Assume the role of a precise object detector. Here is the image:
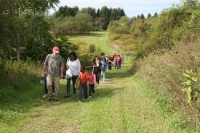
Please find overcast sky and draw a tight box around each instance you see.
[50,0,183,17]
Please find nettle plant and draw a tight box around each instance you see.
[182,69,198,103]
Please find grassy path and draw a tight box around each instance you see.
[5,32,188,133]
[18,62,179,133]
[69,32,115,54]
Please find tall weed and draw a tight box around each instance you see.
[133,38,200,129]
[0,59,41,84]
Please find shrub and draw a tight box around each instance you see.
[134,39,200,127]
[0,59,41,84]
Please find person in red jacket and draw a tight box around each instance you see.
[88,69,96,99]
[79,66,88,101]
[115,54,121,70]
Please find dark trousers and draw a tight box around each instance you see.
[116,61,121,70]
[94,72,101,84]
[66,76,78,95]
[89,84,95,96]
[79,84,88,100]
[108,64,112,70]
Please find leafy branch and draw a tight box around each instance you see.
[182,69,198,103]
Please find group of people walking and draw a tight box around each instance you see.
[42,46,124,101]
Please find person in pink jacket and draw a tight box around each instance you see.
[88,68,96,99]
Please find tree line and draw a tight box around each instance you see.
[51,5,126,35]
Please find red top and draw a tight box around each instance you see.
[79,72,88,85]
[115,56,121,62]
[88,73,95,85]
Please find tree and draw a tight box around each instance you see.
[74,13,93,33]
[154,12,158,17]
[55,6,79,17]
[96,9,100,17]
[140,13,145,20]
[80,7,96,19]
[0,0,60,60]
[100,6,111,30]
[147,13,152,19]
[183,0,200,8]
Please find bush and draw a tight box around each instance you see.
[0,59,41,84]
[134,38,200,127]
[69,39,102,66]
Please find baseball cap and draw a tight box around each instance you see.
[52,46,59,53]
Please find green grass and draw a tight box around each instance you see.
[0,32,199,133]
[70,32,115,55]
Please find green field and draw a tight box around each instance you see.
[69,32,115,55]
[0,32,198,133]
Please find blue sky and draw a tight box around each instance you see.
[50,0,182,17]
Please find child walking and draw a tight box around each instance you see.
[88,69,96,99]
[79,66,88,101]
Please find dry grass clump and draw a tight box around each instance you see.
[133,38,200,127]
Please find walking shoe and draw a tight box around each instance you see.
[42,94,47,98]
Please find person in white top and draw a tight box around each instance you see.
[65,51,81,97]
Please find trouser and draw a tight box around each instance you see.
[101,71,106,82]
[119,61,121,69]
[115,61,117,69]
[108,64,112,70]
[116,61,120,69]
[66,76,78,95]
[89,84,95,96]
[46,74,60,96]
[94,72,101,84]
[44,76,55,95]
[79,84,88,100]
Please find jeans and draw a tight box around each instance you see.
[79,84,88,100]
[66,76,78,95]
[89,84,95,96]
[116,61,120,70]
[101,71,106,82]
